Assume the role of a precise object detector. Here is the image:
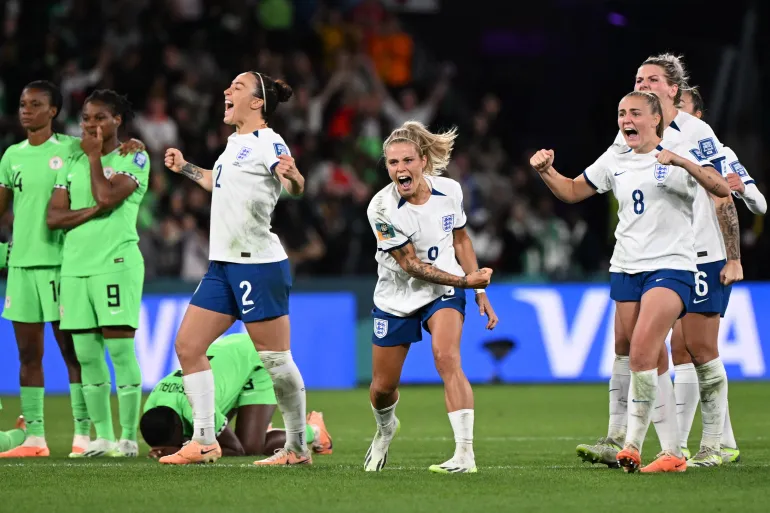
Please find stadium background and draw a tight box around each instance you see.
[1,0,769,391]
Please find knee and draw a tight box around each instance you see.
[433,348,462,378]
[175,338,198,366]
[370,379,398,402]
[670,343,692,366]
[18,344,43,368]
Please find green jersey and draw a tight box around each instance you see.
[56,148,150,277]
[143,334,267,437]
[0,134,80,267]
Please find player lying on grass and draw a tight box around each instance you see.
[140,334,332,460]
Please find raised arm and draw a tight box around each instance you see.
[165,148,213,191]
[273,155,304,196]
[46,188,102,230]
[726,173,767,215]
[389,242,491,289]
[530,149,597,204]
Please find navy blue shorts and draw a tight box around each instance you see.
[371,288,466,347]
[691,260,732,317]
[610,269,695,318]
[190,260,291,322]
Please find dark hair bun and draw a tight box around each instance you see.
[274,79,293,103]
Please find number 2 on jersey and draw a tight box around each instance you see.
[632,189,645,215]
[240,281,254,307]
[215,164,222,188]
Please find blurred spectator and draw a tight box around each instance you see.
[133,96,180,158]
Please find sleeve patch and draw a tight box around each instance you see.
[729,160,748,177]
[697,138,718,158]
[375,222,396,241]
[689,148,707,162]
[273,143,290,157]
[132,152,147,169]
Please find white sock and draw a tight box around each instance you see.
[673,363,699,449]
[695,358,728,451]
[448,409,474,460]
[626,368,657,454]
[371,399,398,437]
[721,403,738,449]
[73,434,90,450]
[183,370,216,445]
[261,351,308,453]
[607,355,630,443]
[651,370,682,457]
[22,435,46,447]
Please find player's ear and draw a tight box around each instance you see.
[114,114,122,127]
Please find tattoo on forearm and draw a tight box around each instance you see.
[391,247,466,287]
[709,182,722,195]
[717,202,741,260]
[181,163,204,181]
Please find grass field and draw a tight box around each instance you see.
[1,382,769,513]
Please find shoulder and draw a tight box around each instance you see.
[677,112,721,151]
[121,150,150,172]
[1,141,27,158]
[367,184,399,219]
[261,129,291,157]
[430,176,462,197]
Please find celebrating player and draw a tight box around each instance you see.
[142,334,332,459]
[47,90,150,458]
[0,81,141,458]
[364,121,498,474]
[160,72,308,465]
[532,91,730,473]
[576,55,751,469]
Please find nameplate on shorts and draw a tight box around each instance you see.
[114,258,124,263]
[697,251,708,258]
[241,252,251,258]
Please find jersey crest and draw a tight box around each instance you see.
[236,147,252,160]
[689,148,707,162]
[373,318,388,339]
[103,167,114,179]
[729,160,747,177]
[441,214,455,232]
[273,143,289,157]
[49,156,63,170]
[654,164,669,182]
[375,222,396,241]
[698,138,718,158]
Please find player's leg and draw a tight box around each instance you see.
[93,266,144,457]
[425,303,477,474]
[670,319,697,459]
[159,263,236,464]
[680,312,728,467]
[649,342,682,467]
[234,404,283,455]
[237,261,310,465]
[576,308,628,467]
[0,268,50,457]
[0,416,27,453]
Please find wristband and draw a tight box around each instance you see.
[474,289,486,294]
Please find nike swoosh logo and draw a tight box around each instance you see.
[693,298,708,304]
[609,388,620,392]
[631,399,650,403]
[655,278,665,282]
[440,296,453,301]
[201,448,218,455]
[11,165,21,171]
[110,310,123,315]
[242,307,255,314]
[614,171,627,176]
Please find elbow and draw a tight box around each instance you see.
[95,193,114,210]
[46,210,61,230]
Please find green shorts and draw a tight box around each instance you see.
[236,366,277,407]
[2,266,61,323]
[59,264,144,330]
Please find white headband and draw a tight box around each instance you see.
[255,72,267,112]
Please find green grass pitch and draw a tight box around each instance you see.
[1,383,769,513]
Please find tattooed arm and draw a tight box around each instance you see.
[713,194,744,285]
[164,148,213,191]
[389,242,492,289]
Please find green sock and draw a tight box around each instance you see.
[305,424,315,444]
[20,387,45,438]
[0,429,26,452]
[69,383,91,436]
[73,332,115,442]
[105,337,142,441]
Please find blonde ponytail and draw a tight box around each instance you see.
[383,121,458,176]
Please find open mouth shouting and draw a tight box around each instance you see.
[622,126,639,144]
[397,174,413,192]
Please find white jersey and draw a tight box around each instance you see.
[615,111,729,264]
[584,140,705,274]
[209,128,288,264]
[367,176,467,317]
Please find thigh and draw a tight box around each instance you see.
[630,287,683,370]
[371,307,422,347]
[426,308,464,360]
[227,260,291,323]
[610,272,643,303]
[680,311,720,365]
[371,343,410,390]
[176,304,235,356]
[245,315,291,352]
[421,288,466,335]
[614,308,631,356]
[91,265,144,330]
[642,269,694,318]
[615,301,640,344]
[189,262,240,318]
[34,267,61,323]
[11,321,45,357]
[3,267,44,323]
[59,275,98,330]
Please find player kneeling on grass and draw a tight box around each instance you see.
[365,121,498,474]
[141,334,332,462]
